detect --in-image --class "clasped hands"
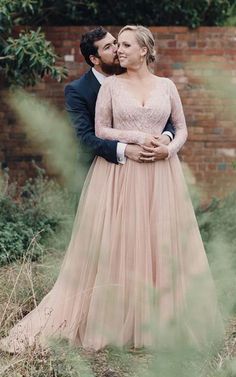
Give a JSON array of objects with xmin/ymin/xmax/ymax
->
[{"xmin": 125, "ymin": 134, "xmax": 170, "ymax": 163}]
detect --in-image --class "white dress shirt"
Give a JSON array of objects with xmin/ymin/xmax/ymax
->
[{"xmin": 92, "ymin": 67, "xmax": 173, "ymax": 164}]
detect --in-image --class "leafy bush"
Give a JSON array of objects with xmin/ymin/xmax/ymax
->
[
  {"xmin": 3, "ymin": 28, "xmax": 67, "ymax": 87},
  {"xmin": 0, "ymin": 165, "xmax": 73, "ymax": 266},
  {"xmin": 0, "ymin": 0, "xmax": 67, "ymax": 87},
  {"xmin": 225, "ymin": 2, "xmax": 236, "ymax": 25},
  {"xmin": 25, "ymin": 0, "xmax": 236, "ymax": 28},
  {"xmin": 197, "ymin": 193, "xmax": 236, "ymax": 250}
]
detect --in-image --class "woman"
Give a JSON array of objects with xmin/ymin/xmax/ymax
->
[{"xmin": 0, "ymin": 25, "xmax": 222, "ymax": 353}]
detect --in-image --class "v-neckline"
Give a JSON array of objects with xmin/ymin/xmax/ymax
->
[{"xmin": 114, "ymin": 75, "xmax": 159, "ymax": 108}]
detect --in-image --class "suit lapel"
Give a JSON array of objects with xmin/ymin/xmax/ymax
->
[{"xmin": 86, "ymin": 69, "xmax": 101, "ymax": 96}]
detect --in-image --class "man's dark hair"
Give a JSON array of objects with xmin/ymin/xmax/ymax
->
[{"xmin": 80, "ymin": 26, "xmax": 107, "ymax": 67}]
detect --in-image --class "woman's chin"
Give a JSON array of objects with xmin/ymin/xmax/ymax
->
[{"xmin": 119, "ymin": 61, "xmax": 127, "ymax": 68}]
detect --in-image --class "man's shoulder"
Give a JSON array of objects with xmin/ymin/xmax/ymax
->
[{"xmin": 65, "ymin": 70, "xmax": 92, "ymax": 92}]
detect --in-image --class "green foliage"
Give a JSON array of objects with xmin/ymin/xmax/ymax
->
[
  {"xmin": 203, "ymin": 0, "xmax": 234, "ymax": 26},
  {"xmin": 197, "ymin": 196, "xmax": 236, "ymax": 323},
  {"xmin": 197, "ymin": 193, "xmax": 236, "ymax": 250},
  {"xmin": 0, "ymin": 0, "xmax": 41, "ymax": 34},
  {"xmin": 224, "ymin": 2, "xmax": 236, "ymax": 25},
  {"xmin": 0, "ymin": 166, "xmax": 73, "ymax": 266},
  {"xmin": 4, "ymin": 28, "xmax": 66, "ymax": 86},
  {"xmin": 1, "ymin": 0, "xmax": 235, "ymax": 32},
  {"xmin": 27, "ymin": 0, "xmax": 235, "ymax": 28},
  {"xmin": 0, "ymin": 0, "xmax": 67, "ymax": 87}
]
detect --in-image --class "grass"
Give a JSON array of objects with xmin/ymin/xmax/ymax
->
[
  {"xmin": 0, "ymin": 242, "xmax": 236, "ymax": 377},
  {"xmin": 0, "ymin": 248, "xmax": 155, "ymax": 377}
]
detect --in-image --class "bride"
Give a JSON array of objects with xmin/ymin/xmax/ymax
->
[{"xmin": 0, "ymin": 25, "xmax": 223, "ymax": 353}]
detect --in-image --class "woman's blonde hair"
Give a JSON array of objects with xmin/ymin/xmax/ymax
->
[{"xmin": 118, "ymin": 25, "xmax": 156, "ymax": 65}]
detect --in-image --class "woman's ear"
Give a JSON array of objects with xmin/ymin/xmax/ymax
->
[{"xmin": 140, "ymin": 46, "xmax": 148, "ymax": 58}]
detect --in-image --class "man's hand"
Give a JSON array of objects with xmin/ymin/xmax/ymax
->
[
  {"xmin": 156, "ymin": 134, "xmax": 171, "ymax": 145},
  {"xmin": 125, "ymin": 144, "xmax": 145, "ymax": 162},
  {"xmin": 140, "ymin": 143, "xmax": 169, "ymax": 162}
]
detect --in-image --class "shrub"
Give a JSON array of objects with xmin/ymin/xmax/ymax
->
[
  {"xmin": 197, "ymin": 193, "xmax": 236, "ymax": 250},
  {"xmin": 31, "ymin": 0, "xmax": 235, "ymax": 28},
  {"xmin": 0, "ymin": 165, "xmax": 73, "ymax": 266},
  {"xmin": 0, "ymin": 0, "xmax": 67, "ymax": 87}
]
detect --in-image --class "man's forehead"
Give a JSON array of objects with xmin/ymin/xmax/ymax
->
[{"xmin": 95, "ymin": 33, "xmax": 116, "ymax": 49}]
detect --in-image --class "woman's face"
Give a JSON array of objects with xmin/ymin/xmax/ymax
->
[{"xmin": 117, "ymin": 30, "xmax": 146, "ymax": 69}]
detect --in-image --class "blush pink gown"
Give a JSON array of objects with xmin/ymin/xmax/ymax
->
[{"xmin": 0, "ymin": 76, "xmax": 223, "ymax": 353}]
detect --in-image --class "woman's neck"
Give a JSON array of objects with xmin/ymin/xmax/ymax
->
[{"xmin": 126, "ymin": 64, "xmax": 152, "ymax": 80}]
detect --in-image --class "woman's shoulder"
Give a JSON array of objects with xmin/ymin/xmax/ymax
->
[
  {"xmin": 155, "ymin": 75, "xmax": 175, "ymax": 86},
  {"xmin": 102, "ymin": 76, "xmax": 116, "ymax": 85},
  {"xmin": 99, "ymin": 76, "xmax": 117, "ymax": 92},
  {"xmin": 102, "ymin": 75, "xmax": 123, "ymax": 91},
  {"xmin": 155, "ymin": 76, "xmax": 178, "ymax": 94}
]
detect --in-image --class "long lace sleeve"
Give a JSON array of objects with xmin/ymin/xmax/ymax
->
[
  {"xmin": 95, "ymin": 77, "xmax": 147, "ymax": 144},
  {"xmin": 166, "ymin": 79, "xmax": 188, "ymax": 158}
]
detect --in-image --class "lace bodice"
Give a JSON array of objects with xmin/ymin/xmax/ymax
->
[{"xmin": 95, "ymin": 75, "xmax": 187, "ymax": 158}]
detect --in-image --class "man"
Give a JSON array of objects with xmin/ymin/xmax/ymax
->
[{"xmin": 64, "ymin": 27, "xmax": 175, "ymax": 178}]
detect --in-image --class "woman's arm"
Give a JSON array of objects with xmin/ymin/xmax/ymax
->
[
  {"xmin": 95, "ymin": 77, "xmax": 148, "ymax": 145},
  {"xmin": 166, "ymin": 79, "xmax": 188, "ymax": 159}
]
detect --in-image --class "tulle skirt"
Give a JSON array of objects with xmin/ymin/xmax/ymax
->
[{"xmin": 0, "ymin": 156, "xmax": 223, "ymax": 353}]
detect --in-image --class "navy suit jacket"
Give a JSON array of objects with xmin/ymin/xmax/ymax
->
[{"xmin": 64, "ymin": 68, "xmax": 175, "ymax": 166}]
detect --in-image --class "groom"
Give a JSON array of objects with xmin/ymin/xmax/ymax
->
[{"xmin": 64, "ymin": 26, "xmax": 174, "ymax": 175}]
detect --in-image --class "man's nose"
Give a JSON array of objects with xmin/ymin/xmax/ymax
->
[{"xmin": 113, "ymin": 44, "xmax": 118, "ymax": 52}]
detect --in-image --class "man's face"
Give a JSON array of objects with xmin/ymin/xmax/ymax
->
[
  {"xmin": 92, "ymin": 32, "xmax": 123, "ymax": 75},
  {"xmin": 95, "ymin": 32, "xmax": 118, "ymax": 64}
]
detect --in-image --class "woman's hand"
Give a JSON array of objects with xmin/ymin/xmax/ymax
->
[
  {"xmin": 143, "ymin": 134, "xmax": 159, "ymax": 147},
  {"xmin": 156, "ymin": 134, "xmax": 171, "ymax": 145},
  {"xmin": 139, "ymin": 142, "xmax": 169, "ymax": 162}
]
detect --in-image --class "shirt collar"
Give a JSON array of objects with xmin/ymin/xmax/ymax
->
[{"xmin": 92, "ymin": 67, "xmax": 107, "ymax": 85}]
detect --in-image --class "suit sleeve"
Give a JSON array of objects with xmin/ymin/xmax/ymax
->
[
  {"xmin": 64, "ymin": 84, "xmax": 118, "ymax": 164},
  {"xmin": 162, "ymin": 117, "xmax": 175, "ymax": 138},
  {"xmin": 95, "ymin": 78, "xmax": 148, "ymax": 144}
]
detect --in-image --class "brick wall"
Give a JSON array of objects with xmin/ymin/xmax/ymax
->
[{"xmin": 1, "ymin": 26, "xmax": 236, "ymax": 200}]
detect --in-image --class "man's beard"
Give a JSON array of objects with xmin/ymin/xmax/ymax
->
[{"xmin": 100, "ymin": 59, "xmax": 126, "ymax": 76}]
